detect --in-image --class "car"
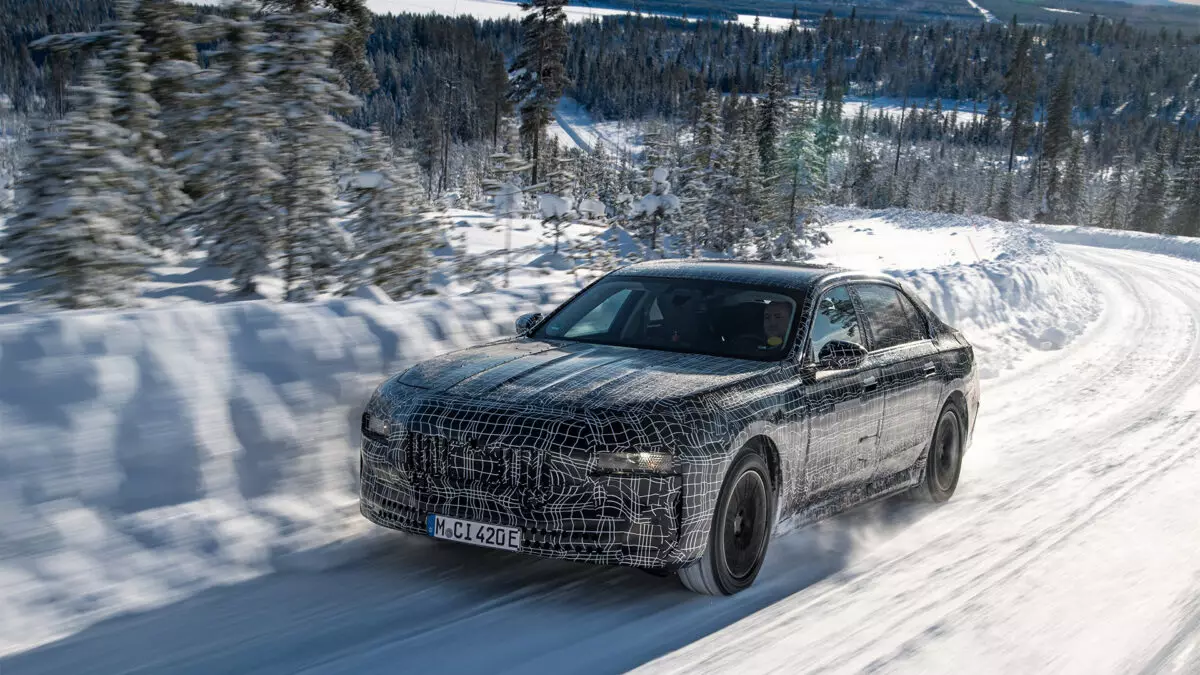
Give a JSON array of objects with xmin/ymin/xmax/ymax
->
[{"xmin": 358, "ymin": 259, "xmax": 981, "ymax": 595}]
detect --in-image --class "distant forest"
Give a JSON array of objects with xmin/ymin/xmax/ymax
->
[{"xmin": 4, "ymin": 0, "xmax": 1200, "ymax": 235}]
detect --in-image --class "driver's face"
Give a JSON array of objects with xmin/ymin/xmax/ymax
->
[{"xmin": 763, "ymin": 302, "xmax": 790, "ymax": 340}]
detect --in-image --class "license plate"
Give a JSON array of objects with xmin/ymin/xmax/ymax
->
[{"xmin": 426, "ymin": 514, "xmax": 521, "ymax": 552}]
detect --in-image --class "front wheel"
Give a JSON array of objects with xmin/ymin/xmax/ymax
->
[
  {"xmin": 678, "ymin": 450, "xmax": 775, "ymax": 595},
  {"xmin": 908, "ymin": 405, "xmax": 964, "ymax": 503}
]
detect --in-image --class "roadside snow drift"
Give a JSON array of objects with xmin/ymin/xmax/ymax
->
[{"xmin": 0, "ymin": 210, "xmax": 1099, "ymax": 655}]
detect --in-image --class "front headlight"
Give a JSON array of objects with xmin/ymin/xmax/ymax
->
[
  {"xmin": 362, "ymin": 411, "xmax": 392, "ymax": 439},
  {"xmin": 594, "ymin": 450, "xmax": 674, "ymax": 474}
]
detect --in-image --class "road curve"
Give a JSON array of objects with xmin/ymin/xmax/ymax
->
[{"xmin": 6, "ymin": 245, "xmax": 1200, "ymax": 675}]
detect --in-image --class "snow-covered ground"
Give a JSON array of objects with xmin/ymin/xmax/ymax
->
[
  {"xmin": 0, "ymin": 208, "xmax": 1110, "ymax": 669},
  {"xmin": 548, "ymin": 97, "xmax": 646, "ymax": 157},
  {"xmin": 5, "ymin": 231, "xmax": 1200, "ymax": 673}
]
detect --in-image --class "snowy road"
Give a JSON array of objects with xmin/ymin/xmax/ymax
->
[{"xmin": 6, "ymin": 245, "xmax": 1200, "ymax": 675}]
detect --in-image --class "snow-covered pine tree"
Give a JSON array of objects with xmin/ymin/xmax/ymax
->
[
  {"xmin": 1094, "ymin": 140, "xmax": 1129, "ymax": 229},
  {"xmin": 0, "ymin": 95, "xmax": 24, "ymax": 215},
  {"xmin": 676, "ymin": 167, "xmax": 710, "ymax": 259},
  {"xmin": 1, "ymin": 60, "xmax": 155, "ymax": 309},
  {"xmin": 483, "ymin": 146, "xmax": 532, "ymax": 287},
  {"xmin": 344, "ymin": 130, "xmax": 439, "ymax": 298},
  {"xmin": 539, "ymin": 147, "xmax": 575, "ymax": 254},
  {"xmin": 108, "ymin": 0, "xmax": 190, "ymax": 251},
  {"xmin": 1130, "ymin": 137, "xmax": 1170, "ymax": 234},
  {"xmin": 181, "ymin": 3, "xmax": 281, "ymax": 295},
  {"xmin": 508, "ymin": 0, "xmax": 568, "ymax": 187},
  {"xmin": 631, "ymin": 166, "xmax": 680, "ymax": 255},
  {"xmin": 1167, "ymin": 136, "xmax": 1200, "ymax": 237},
  {"xmin": 1042, "ymin": 66, "xmax": 1073, "ymax": 216},
  {"xmin": 757, "ymin": 60, "xmax": 787, "ymax": 176},
  {"xmin": 730, "ymin": 103, "xmax": 766, "ymax": 255},
  {"xmin": 581, "ymin": 142, "xmax": 619, "ymax": 208},
  {"xmin": 994, "ymin": 170, "xmax": 1015, "ymax": 222},
  {"xmin": 262, "ymin": 2, "xmax": 360, "ymax": 300},
  {"xmin": 767, "ymin": 106, "xmax": 827, "ymax": 261},
  {"xmin": 1056, "ymin": 134, "xmax": 1085, "ymax": 225},
  {"xmin": 134, "ymin": 0, "xmax": 200, "ymax": 187},
  {"xmin": 813, "ymin": 87, "xmax": 843, "ymax": 187},
  {"xmin": 28, "ymin": 1, "xmax": 191, "ymax": 251}
]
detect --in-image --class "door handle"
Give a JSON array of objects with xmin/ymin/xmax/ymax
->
[
  {"xmin": 923, "ymin": 362, "xmax": 937, "ymax": 377},
  {"xmin": 861, "ymin": 375, "xmax": 878, "ymax": 392}
]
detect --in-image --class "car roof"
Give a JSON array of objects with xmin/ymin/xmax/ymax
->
[{"xmin": 606, "ymin": 259, "xmax": 893, "ymax": 292}]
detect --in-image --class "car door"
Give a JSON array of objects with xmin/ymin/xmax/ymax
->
[
  {"xmin": 850, "ymin": 283, "xmax": 941, "ymax": 481},
  {"xmin": 802, "ymin": 284, "xmax": 886, "ymax": 497}
]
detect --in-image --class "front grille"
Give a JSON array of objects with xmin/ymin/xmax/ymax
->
[
  {"xmin": 403, "ymin": 398, "xmax": 595, "ymax": 490},
  {"xmin": 404, "ymin": 431, "xmax": 524, "ymax": 487}
]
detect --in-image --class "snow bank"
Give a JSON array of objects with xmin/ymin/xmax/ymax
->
[
  {"xmin": 1031, "ymin": 223, "xmax": 1200, "ymax": 263},
  {"xmin": 0, "ymin": 286, "xmax": 571, "ymax": 655},
  {"xmin": 0, "ymin": 209, "xmax": 1102, "ymax": 654},
  {"xmin": 823, "ymin": 208, "xmax": 1100, "ymax": 378}
]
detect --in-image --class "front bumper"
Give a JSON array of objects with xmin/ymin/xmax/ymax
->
[{"xmin": 359, "ymin": 442, "xmax": 689, "ymax": 569}]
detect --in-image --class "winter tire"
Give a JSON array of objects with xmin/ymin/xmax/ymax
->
[
  {"xmin": 678, "ymin": 450, "xmax": 775, "ymax": 595},
  {"xmin": 908, "ymin": 404, "xmax": 964, "ymax": 503}
]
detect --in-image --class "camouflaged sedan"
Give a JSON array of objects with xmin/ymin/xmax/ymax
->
[{"xmin": 359, "ymin": 260, "xmax": 980, "ymax": 595}]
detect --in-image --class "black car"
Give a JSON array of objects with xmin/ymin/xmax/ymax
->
[{"xmin": 359, "ymin": 260, "xmax": 980, "ymax": 595}]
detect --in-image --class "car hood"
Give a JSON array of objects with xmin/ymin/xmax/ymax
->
[{"xmin": 391, "ymin": 338, "xmax": 779, "ymax": 410}]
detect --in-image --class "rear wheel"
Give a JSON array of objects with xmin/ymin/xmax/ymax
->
[
  {"xmin": 678, "ymin": 450, "xmax": 775, "ymax": 595},
  {"xmin": 908, "ymin": 405, "xmax": 964, "ymax": 503}
]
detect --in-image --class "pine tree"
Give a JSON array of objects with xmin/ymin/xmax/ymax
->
[
  {"xmin": 108, "ymin": 0, "xmax": 190, "ymax": 251},
  {"xmin": 509, "ymin": 0, "xmax": 569, "ymax": 186},
  {"xmin": 758, "ymin": 61, "xmax": 787, "ymax": 176},
  {"xmin": 134, "ymin": 0, "xmax": 200, "ymax": 183},
  {"xmin": 693, "ymin": 89, "xmax": 724, "ymax": 175},
  {"xmin": 1042, "ymin": 66, "xmax": 1073, "ymax": 215},
  {"xmin": 28, "ymin": 0, "xmax": 191, "ymax": 251},
  {"xmin": 1168, "ymin": 137, "xmax": 1200, "ymax": 237},
  {"xmin": 263, "ymin": 3, "xmax": 361, "ymax": 300},
  {"xmin": 676, "ymin": 169, "xmax": 710, "ymax": 258},
  {"xmin": 769, "ymin": 109, "xmax": 826, "ymax": 260},
  {"xmin": 1, "ymin": 61, "xmax": 155, "ymax": 309},
  {"xmin": 581, "ymin": 142, "xmax": 619, "ymax": 208},
  {"xmin": 813, "ymin": 89, "xmax": 843, "ymax": 185},
  {"xmin": 1130, "ymin": 138, "xmax": 1170, "ymax": 234},
  {"xmin": 1056, "ymin": 134, "xmax": 1085, "ymax": 225},
  {"xmin": 730, "ymin": 104, "xmax": 766, "ymax": 254},
  {"xmin": 344, "ymin": 131, "xmax": 439, "ymax": 298},
  {"xmin": 1003, "ymin": 29, "xmax": 1037, "ymax": 174},
  {"xmin": 994, "ymin": 171, "xmax": 1015, "ymax": 222},
  {"xmin": 182, "ymin": 3, "xmax": 281, "ymax": 295},
  {"xmin": 1094, "ymin": 140, "xmax": 1129, "ymax": 229},
  {"xmin": 264, "ymin": 0, "xmax": 378, "ymax": 94},
  {"xmin": 631, "ymin": 167, "xmax": 679, "ymax": 255}
]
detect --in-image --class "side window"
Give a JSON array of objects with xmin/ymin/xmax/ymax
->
[
  {"xmin": 895, "ymin": 291, "xmax": 929, "ymax": 339},
  {"xmin": 563, "ymin": 289, "xmax": 633, "ymax": 338},
  {"xmin": 853, "ymin": 284, "xmax": 923, "ymax": 351},
  {"xmin": 807, "ymin": 286, "xmax": 863, "ymax": 362}
]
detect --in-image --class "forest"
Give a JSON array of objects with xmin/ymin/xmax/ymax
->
[{"xmin": 3, "ymin": 0, "xmax": 1200, "ymax": 309}]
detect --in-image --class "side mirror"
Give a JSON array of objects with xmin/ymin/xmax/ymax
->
[
  {"xmin": 816, "ymin": 340, "xmax": 868, "ymax": 371},
  {"xmin": 514, "ymin": 312, "xmax": 543, "ymax": 336}
]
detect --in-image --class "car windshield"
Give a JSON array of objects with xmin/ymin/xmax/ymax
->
[{"xmin": 533, "ymin": 276, "xmax": 805, "ymax": 362}]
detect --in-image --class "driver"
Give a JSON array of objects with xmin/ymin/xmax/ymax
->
[{"xmin": 762, "ymin": 300, "xmax": 791, "ymax": 349}]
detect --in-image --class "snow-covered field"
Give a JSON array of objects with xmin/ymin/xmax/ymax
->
[{"xmin": 0, "ymin": 208, "xmax": 1111, "ymax": 669}]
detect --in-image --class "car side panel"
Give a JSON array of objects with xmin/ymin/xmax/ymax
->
[
  {"xmin": 872, "ymin": 341, "xmax": 941, "ymax": 479},
  {"xmin": 803, "ymin": 363, "xmax": 885, "ymax": 498}
]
